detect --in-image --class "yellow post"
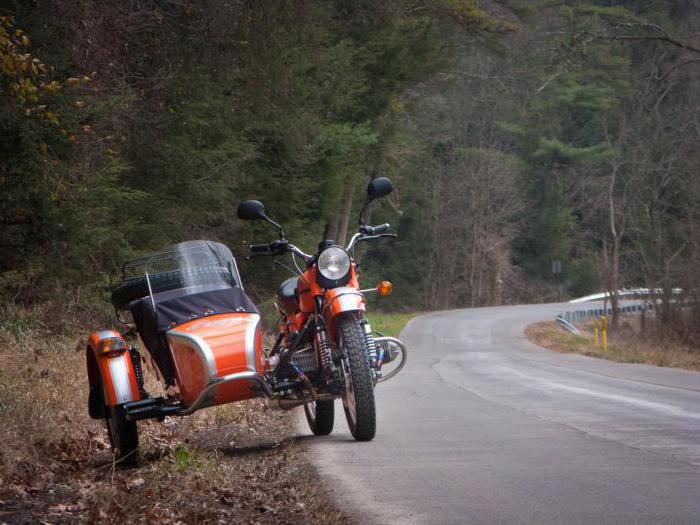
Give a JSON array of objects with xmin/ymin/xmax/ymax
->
[
  {"xmin": 593, "ymin": 319, "xmax": 599, "ymax": 351},
  {"xmin": 601, "ymin": 315, "xmax": 608, "ymax": 352}
]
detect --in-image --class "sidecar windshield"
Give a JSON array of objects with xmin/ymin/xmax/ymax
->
[{"xmin": 122, "ymin": 240, "xmax": 242, "ymax": 292}]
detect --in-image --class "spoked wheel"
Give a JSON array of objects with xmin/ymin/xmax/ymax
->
[
  {"xmin": 338, "ymin": 313, "xmax": 376, "ymax": 441},
  {"xmin": 304, "ymin": 400, "xmax": 335, "ymax": 436},
  {"xmin": 105, "ymin": 405, "xmax": 139, "ymax": 466}
]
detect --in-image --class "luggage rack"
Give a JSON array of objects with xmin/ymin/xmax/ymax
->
[{"xmin": 121, "ymin": 242, "xmax": 230, "ymax": 279}]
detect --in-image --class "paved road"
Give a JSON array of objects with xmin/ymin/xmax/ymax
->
[{"xmin": 305, "ymin": 304, "xmax": 700, "ymax": 524}]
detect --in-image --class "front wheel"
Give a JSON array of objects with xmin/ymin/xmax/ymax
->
[
  {"xmin": 338, "ymin": 314, "xmax": 376, "ymax": 441},
  {"xmin": 105, "ymin": 405, "xmax": 139, "ymax": 466},
  {"xmin": 304, "ymin": 400, "xmax": 334, "ymax": 436}
]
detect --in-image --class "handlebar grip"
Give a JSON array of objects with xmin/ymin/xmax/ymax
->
[
  {"xmin": 372, "ymin": 223, "xmax": 390, "ymax": 234},
  {"xmin": 249, "ymin": 243, "xmax": 270, "ymax": 253},
  {"xmin": 269, "ymin": 239, "xmax": 289, "ymax": 251}
]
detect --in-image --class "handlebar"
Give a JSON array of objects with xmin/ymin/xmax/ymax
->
[
  {"xmin": 250, "ymin": 243, "xmax": 271, "ymax": 253},
  {"xmin": 247, "ymin": 239, "xmax": 311, "ymax": 261},
  {"xmin": 360, "ymin": 223, "xmax": 390, "ymax": 235},
  {"xmin": 347, "ymin": 224, "xmax": 395, "ymax": 252},
  {"xmin": 248, "ymin": 223, "xmax": 393, "ymax": 262}
]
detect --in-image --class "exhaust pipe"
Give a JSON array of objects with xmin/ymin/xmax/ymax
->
[{"xmin": 267, "ymin": 398, "xmax": 306, "ymax": 411}]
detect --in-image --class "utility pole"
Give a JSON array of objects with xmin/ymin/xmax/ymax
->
[{"xmin": 552, "ymin": 260, "xmax": 563, "ymax": 302}]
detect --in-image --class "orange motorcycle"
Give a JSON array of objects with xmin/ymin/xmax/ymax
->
[{"xmin": 85, "ymin": 177, "xmax": 406, "ymax": 463}]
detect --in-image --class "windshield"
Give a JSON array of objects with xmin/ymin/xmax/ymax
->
[{"xmin": 122, "ymin": 240, "xmax": 242, "ymax": 293}]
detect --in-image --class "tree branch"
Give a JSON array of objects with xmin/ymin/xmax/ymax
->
[{"xmin": 597, "ymin": 35, "xmax": 700, "ymax": 55}]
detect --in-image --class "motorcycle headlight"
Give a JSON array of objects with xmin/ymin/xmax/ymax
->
[{"xmin": 317, "ymin": 246, "xmax": 351, "ymax": 285}]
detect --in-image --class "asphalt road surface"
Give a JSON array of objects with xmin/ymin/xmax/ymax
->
[{"xmin": 305, "ymin": 304, "xmax": 700, "ymax": 524}]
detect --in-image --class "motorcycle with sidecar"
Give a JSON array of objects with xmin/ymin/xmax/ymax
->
[{"xmin": 85, "ymin": 177, "xmax": 407, "ymax": 463}]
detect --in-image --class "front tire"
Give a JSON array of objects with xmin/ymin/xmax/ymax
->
[
  {"xmin": 304, "ymin": 400, "xmax": 334, "ymax": 436},
  {"xmin": 338, "ymin": 313, "xmax": 376, "ymax": 441},
  {"xmin": 106, "ymin": 405, "xmax": 139, "ymax": 466}
]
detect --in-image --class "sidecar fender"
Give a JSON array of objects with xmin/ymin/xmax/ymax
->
[
  {"xmin": 86, "ymin": 330, "xmax": 141, "ymax": 409},
  {"xmin": 325, "ymin": 287, "xmax": 365, "ymax": 319}
]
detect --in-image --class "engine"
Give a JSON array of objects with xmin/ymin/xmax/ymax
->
[{"xmin": 291, "ymin": 345, "xmax": 318, "ymax": 375}]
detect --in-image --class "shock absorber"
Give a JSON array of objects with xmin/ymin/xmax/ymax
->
[
  {"xmin": 314, "ymin": 323, "xmax": 333, "ymax": 379},
  {"xmin": 361, "ymin": 319, "xmax": 378, "ymax": 369},
  {"xmin": 129, "ymin": 346, "xmax": 147, "ymax": 398}
]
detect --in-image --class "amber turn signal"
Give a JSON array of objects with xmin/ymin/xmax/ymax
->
[
  {"xmin": 377, "ymin": 281, "xmax": 393, "ymax": 296},
  {"xmin": 98, "ymin": 337, "xmax": 126, "ymax": 355}
]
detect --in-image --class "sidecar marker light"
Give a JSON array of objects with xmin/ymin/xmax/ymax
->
[
  {"xmin": 108, "ymin": 357, "xmax": 133, "ymax": 404},
  {"xmin": 98, "ymin": 337, "xmax": 126, "ymax": 355}
]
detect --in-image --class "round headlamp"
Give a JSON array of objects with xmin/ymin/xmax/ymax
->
[{"xmin": 317, "ymin": 246, "xmax": 351, "ymax": 287}]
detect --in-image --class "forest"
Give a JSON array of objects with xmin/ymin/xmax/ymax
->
[
  {"xmin": 1, "ymin": 1, "xmax": 699, "ymax": 522},
  {"xmin": 1, "ymin": 0, "xmax": 699, "ymax": 340}
]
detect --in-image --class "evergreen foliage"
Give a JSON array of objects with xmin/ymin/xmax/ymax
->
[{"xmin": 1, "ymin": 0, "xmax": 699, "ymax": 338}]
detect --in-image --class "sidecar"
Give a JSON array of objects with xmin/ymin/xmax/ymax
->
[{"xmin": 85, "ymin": 241, "xmax": 266, "ymax": 462}]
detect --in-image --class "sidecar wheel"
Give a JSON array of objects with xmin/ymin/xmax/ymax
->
[
  {"xmin": 338, "ymin": 313, "xmax": 376, "ymax": 441},
  {"xmin": 105, "ymin": 405, "xmax": 139, "ymax": 466},
  {"xmin": 304, "ymin": 400, "xmax": 334, "ymax": 436}
]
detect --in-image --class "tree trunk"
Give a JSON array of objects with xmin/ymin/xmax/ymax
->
[
  {"xmin": 336, "ymin": 187, "xmax": 354, "ymax": 247},
  {"xmin": 608, "ymin": 162, "xmax": 621, "ymax": 330}
]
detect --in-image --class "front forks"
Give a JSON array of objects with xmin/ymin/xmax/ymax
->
[{"xmin": 360, "ymin": 319, "xmax": 380, "ymax": 383}]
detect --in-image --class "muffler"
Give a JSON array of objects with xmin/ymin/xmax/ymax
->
[{"xmin": 267, "ymin": 398, "xmax": 306, "ymax": 411}]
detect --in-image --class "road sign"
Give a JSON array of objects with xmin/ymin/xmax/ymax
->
[{"xmin": 552, "ymin": 260, "xmax": 562, "ymax": 274}]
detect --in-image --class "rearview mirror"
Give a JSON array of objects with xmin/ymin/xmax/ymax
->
[
  {"xmin": 237, "ymin": 200, "xmax": 267, "ymax": 220},
  {"xmin": 367, "ymin": 177, "xmax": 393, "ymax": 201},
  {"xmin": 359, "ymin": 177, "xmax": 394, "ymax": 226}
]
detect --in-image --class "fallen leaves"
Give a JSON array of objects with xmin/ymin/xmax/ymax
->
[{"xmin": 1, "ymin": 323, "xmax": 348, "ymax": 524}]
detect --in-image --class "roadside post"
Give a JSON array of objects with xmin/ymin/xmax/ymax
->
[
  {"xmin": 551, "ymin": 260, "xmax": 563, "ymax": 302},
  {"xmin": 601, "ymin": 315, "xmax": 608, "ymax": 352},
  {"xmin": 594, "ymin": 319, "xmax": 599, "ymax": 351}
]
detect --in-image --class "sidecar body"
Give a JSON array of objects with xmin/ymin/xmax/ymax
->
[{"xmin": 87, "ymin": 241, "xmax": 265, "ymax": 421}]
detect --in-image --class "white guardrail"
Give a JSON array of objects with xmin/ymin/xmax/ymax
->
[
  {"xmin": 556, "ymin": 304, "xmax": 653, "ymax": 335},
  {"xmin": 568, "ymin": 288, "xmax": 682, "ymax": 304},
  {"xmin": 555, "ymin": 288, "xmax": 682, "ymax": 335}
]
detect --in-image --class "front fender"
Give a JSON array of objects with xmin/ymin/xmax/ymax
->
[
  {"xmin": 86, "ymin": 330, "xmax": 141, "ymax": 411},
  {"xmin": 325, "ymin": 287, "xmax": 365, "ymax": 319}
]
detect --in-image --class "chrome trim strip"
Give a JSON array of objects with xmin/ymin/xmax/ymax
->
[
  {"xmin": 244, "ymin": 314, "xmax": 260, "ymax": 374},
  {"xmin": 108, "ymin": 356, "xmax": 133, "ymax": 404},
  {"xmin": 97, "ymin": 329, "xmax": 118, "ymax": 340},
  {"xmin": 231, "ymin": 257, "xmax": 244, "ymax": 291},
  {"xmin": 330, "ymin": 286, "xmax": 361, "ymax": 296},
  {"xmin": 337, "ymin": 294, "xmax": 362, "ymax": 311},
  {"xmin": 177, "ymin": 371, "xmax": 271, "ymax": 415},
  {"xmin": 326, "ymin": 287, "xmax": 365, "ymax": 312},
  {"xmin": 167, "ymin": 330, "xmax": 218, "ymax": 380}
]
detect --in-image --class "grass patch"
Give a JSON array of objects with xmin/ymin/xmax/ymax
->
[
  {"xmin": 526, "ymin": 320, "xmax": 700, "ymax": 371},
  {"xmin": 366, "ymin": 312, "xmax": 417, "ymax": 338}
]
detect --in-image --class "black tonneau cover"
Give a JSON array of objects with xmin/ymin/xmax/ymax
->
[{"xmin": 130, "ymin": 286, "xmax": 258, "ymax": 384}]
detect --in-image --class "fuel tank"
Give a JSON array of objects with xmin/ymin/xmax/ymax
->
[{"xmin": 277, "ymin": 277, "xmax": 299, "ymax": 315}]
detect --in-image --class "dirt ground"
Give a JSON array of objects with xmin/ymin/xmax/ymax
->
[{"xmin": 0, "ymin": 304, "xmax": 349, "ymax": 524}]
